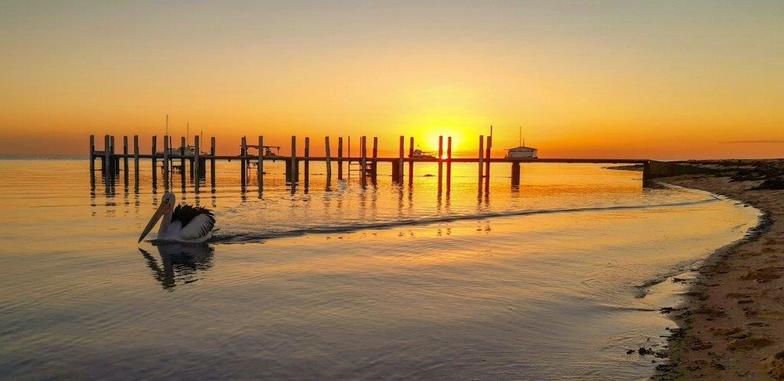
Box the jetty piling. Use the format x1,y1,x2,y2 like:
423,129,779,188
447,136,452,191
437,135,444,192
371,137,378,184
393,136,404,183
102,135,109,178
347,136,352,179
240,136,247,188
194,135,200,191
122,136,129,178
133,135,139,179
180,136,186,188
163,135,170,188
151,136,157,186
511,162,521,188
180,136,186,175
408,137,414,186
325,136,332,185
257,136,264,191
286,136,297,184
478,135,484,189
304,137,310,188
337,137,344,180
89,134,95,173
210,137,216,187
360,136,367,187
110,136,117,176
484,135,492,192
399,136,405,184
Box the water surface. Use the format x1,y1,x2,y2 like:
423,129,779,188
0,160,759,380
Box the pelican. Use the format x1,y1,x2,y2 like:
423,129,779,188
138,192,216,243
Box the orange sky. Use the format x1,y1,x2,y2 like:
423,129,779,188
1,1,782,159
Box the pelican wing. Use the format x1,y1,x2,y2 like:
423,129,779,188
180,214,215,240
173,205,215,241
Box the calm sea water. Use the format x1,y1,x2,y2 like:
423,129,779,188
0,160,759,380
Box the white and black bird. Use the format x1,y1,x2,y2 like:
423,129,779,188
138,192,216,243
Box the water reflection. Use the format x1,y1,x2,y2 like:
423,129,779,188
138,243,214,291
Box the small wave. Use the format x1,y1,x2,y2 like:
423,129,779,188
211,197,719,244
633,259,703,298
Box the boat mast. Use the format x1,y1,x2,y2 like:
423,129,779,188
519,126,522,147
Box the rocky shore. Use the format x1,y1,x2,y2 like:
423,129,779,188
652,160,784,379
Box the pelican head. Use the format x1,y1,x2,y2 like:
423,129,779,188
138,192,176,242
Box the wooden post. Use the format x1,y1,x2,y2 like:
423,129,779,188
371,137,378,183
337,137,343,180
392,159,399,182
103,135,110,177
511,161,521,188
180,136,186,188
210,137,216,186
289,136,297,183
437,135,443,190
478,135,484,185
447,136,452,190
194,135,200,189
257,136,264,190
89,135,95,174
110,136,117,175
485,135,492,191
240,136,247,188
122,136,129,176
151,136,158,184
304,137,310,188
101,135,110,178
133,135,139,180
396,136,404,183
325,136,332,184
163,135,169,187
180,136,186,176
408,136,414,186
360,136,367,186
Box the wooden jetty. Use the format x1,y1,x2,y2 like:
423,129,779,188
89,134,653,192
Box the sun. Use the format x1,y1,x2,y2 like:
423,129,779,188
440,153,449,160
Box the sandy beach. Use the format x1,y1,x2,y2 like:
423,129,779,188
654,160,784,379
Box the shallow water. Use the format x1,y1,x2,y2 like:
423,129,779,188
0,160,759,380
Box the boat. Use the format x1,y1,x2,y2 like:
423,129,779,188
505,126,538,159
505,146,538,159
410,149,436,160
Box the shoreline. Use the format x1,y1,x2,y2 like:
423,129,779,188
652,162,784,379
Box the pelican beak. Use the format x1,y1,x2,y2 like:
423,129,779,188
138,202,166,243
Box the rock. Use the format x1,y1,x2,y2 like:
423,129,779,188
728,336,774,351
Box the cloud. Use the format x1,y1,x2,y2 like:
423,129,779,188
721,140,784,144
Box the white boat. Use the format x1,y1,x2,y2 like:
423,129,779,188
505,126,538,159
410,149,436,159
505,146,538,159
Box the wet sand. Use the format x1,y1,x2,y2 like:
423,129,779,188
654,160,784,379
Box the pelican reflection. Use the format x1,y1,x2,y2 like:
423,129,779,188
138,243,214,291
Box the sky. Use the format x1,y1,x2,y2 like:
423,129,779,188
0,0,782,159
